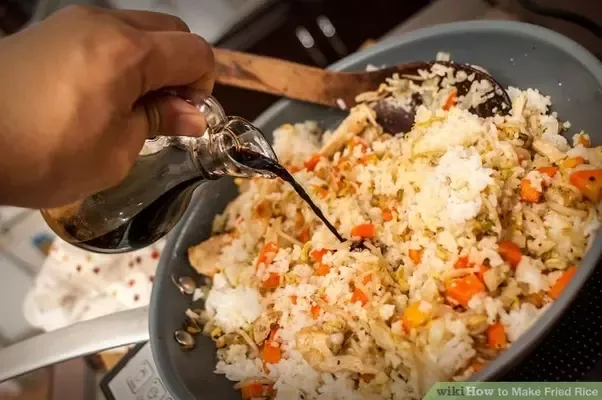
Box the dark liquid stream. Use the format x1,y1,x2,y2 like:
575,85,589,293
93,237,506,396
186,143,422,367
230,148,345,242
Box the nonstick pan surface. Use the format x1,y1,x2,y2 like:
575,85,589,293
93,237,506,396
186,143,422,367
150,20,602,399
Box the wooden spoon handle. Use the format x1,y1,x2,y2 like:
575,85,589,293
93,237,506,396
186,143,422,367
213,48,348,108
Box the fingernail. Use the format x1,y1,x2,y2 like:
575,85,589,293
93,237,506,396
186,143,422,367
174,113,207,136
171,98,201,116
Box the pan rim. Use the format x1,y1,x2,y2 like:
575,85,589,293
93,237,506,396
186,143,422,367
151,19,602,399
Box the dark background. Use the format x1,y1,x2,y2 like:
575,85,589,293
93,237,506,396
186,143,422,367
0,0,431,120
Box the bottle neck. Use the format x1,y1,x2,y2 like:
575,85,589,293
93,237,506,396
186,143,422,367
191,117,279,179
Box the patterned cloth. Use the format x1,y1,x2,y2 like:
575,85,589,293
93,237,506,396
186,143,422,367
23,237,164,333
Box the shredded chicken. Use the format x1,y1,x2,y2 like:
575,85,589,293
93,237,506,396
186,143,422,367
319,104,376,157
236,329,260,358
187,234,230,277
295,327,334,366
532,139,566,163
252,310,281,344
295,326,380,374
319,355,380,375
368,320,396,351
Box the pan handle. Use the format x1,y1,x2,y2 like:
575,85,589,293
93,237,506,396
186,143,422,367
0,306,149,382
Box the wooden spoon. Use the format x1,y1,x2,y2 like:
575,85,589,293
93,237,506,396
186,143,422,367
213,48,511,133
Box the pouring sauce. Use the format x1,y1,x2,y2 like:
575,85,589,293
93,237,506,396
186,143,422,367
57,146,345,252
229,147,345,242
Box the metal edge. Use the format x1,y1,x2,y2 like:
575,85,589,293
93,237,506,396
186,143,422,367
0,307,149,383
149,194,203,400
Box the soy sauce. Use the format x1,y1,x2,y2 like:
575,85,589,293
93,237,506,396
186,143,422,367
230,147,345,242
349,240,368,252
65,177,202,253
63,146,344,253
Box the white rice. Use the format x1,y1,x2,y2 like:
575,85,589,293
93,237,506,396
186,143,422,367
186,59,601,399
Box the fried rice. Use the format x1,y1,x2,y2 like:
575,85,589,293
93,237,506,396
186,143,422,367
185,60,602,400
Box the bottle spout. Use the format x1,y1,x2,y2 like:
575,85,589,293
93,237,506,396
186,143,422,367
197,116,279,179
162,90,278,180
223,117,279,178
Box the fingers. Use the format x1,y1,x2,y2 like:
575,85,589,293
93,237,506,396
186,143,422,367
130,96,207,140
107,9,190,32
149,96,208,137
123,104,150,152
102,98,206,193
137,31,216,96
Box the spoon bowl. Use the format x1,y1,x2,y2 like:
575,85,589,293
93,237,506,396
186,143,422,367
214,49,511,134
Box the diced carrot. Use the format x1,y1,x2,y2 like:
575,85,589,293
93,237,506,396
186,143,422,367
577,135,591,148
256,242,279,267
358,154,378,165
548,266,577,300
314,262,330,276
349,137,368,152
310,305,321,319
360,374,375,383
402,302,428,332
241,383,264,399
520,179,541,203
262,273,280,289
408,249,423,265
487,322,507,350
290,295,297,305
289,165,301,173
524,291,546,308
570,169,602,202
454,256,469,269
299,227,310,243
453,256,487,283
445,274,486,307
262,342,281,365
443,89,458,111
362,274,373,285
477,265,489,283
498,240,522,269
471,362,484,373
312,185,329,199
351,223,376,238
311,248,327,262
267,325,279,341
318,187,329,198
382,209,393,222
561,156,585,169
351,288,369,306
537,166,559,177
304,154,321,171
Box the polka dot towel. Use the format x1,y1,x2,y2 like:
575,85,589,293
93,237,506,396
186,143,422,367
23,237,165,333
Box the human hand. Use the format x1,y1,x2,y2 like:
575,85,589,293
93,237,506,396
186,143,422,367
0,5,215,208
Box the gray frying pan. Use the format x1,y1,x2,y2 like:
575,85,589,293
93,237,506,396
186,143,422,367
0,20,601,399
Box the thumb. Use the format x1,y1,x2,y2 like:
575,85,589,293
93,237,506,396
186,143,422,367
147,96,208,137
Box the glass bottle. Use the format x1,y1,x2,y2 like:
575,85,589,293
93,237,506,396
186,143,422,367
40,90,278,254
